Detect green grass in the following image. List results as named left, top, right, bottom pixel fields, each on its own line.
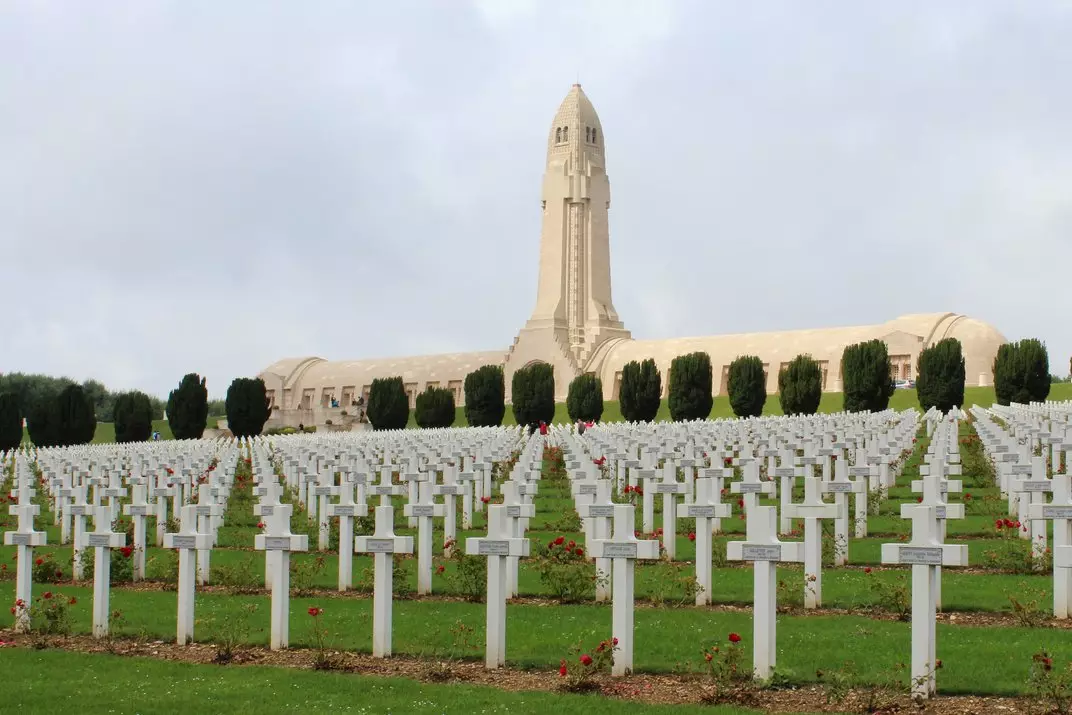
left=2, top=649, right=756, bottom=715
left=2, top=425, right=1070, bottom=701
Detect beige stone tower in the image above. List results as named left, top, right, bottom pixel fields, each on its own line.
left=504, top=84, right=631, bottom=400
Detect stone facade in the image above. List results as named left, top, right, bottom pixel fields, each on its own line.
left=260, top=84, right=1007, bottom=429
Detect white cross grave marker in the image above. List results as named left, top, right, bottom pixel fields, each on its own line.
left=4, top=493, right=47, bottom=632
left=253, top=503, right=309, bottom=649
left=164, top=504, right=213, bottom=645
left=88, top=505, right=127, bottom=638
left=881, top=505, right=968, bottom=700
left=727, top=505, right=803, bottom=680
left=784, top=477, right=838, bottom=608
left=678, top=477, right=731, bottom=605
left=589, top=504, right=660, bottom=676
left=355, top=504, right=413, bottom=657
left=465, top=504, right=531, bottom=669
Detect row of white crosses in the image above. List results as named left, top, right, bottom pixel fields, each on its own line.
left=974, top=403, right=1072, bottom=617
left=562, top=411, right=919, bottom=608
left=3, top=450, right=133, bottom=637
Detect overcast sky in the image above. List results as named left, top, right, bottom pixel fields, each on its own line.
left=2, top=0, right=1069, bottom=400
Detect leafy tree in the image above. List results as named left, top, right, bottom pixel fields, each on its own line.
left=777, top=354, right=821, bottom=416
left=668, top=352, right=714, bottom=421
left=619, top=358, right=661, bottom=423
left=415, top=386, right=456, bottom=428
left=366, top=376, right=409, bottom=431
left=113, top=390, right=155, bottom=443
left=167, top=373, right=209, bottom=440
left=464, top=365, right=506, bottom=427
left=916, top=338, right=966, bottom=413
left=567, top=374, right=604, bottom=422
left=728, top=355, right=767, bottom=418
left=994, top=338, right=1050, bottom=406
left=841, top=340, right=895, bottom=413
left=511, top=363, right=555, bottom=430
left=224, top=377, right=271, bottom=437
left=0, top=392, right=22, bottom=451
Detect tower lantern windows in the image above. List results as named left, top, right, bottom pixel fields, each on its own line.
left=555, top=127, right=562, bottom=143
left=562, top=126, right=568, bottom=142
left=592, top=128, right=597, bottom=143
left=585, top=127, right=591, bottom=142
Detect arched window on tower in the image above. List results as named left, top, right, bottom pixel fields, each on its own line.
left=555, top=127, right=561, bottom=143
left=585, top=127, right=591, bottom=142
left=592, top=128, right=597, bottom=143
left=563, top=126, right=568, bottom=142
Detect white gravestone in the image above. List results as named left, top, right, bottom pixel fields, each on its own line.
left=88, top=505, right=127, bottom=638
left=655, top=462, right=687, bottom=560
left=403, top=479, right=445, bottom=595
left=465, top=504, right=531, bottom=669
left=1036, top=474, right=1072, bottom=618
left=727, top=505, right=803, bottom=680
left=678, top=477, right=731, bottom=605
left=784, top=477, right=838, bottom=608
left=164, top=504, right=213, bottom=645
left=122, top=483, right=152, bottom=581
left=193, top=484, right=222, bottom=586
left=589, top=504, right=660, bottom=676
left=4, top=497, right=47, bottom=633
left=822, top=457, right=866, bottom=562
left=69, top=484, right=91, bottom=581
left=253, top=503, right=309, bottom=649
left=326, top=476, right=368, bottom=592
left=314, top=462, right=340, bottom=551
left=355, top=504, right=414, bottom=657
left=579, top=480, right=616, bottom=602
left=881, top=505, right=968, bottom=700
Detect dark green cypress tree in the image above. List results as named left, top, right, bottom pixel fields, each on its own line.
left=56, top=384, right=96, bottom=445
left=511, top=363, right=555, bottom=429
left=367, top=376, right=409, bottom=431
left=668, top=352, right=714, bottom=421
left=777, top=354, right=821, bottom=416
left=166, top=373, right=208, bottom=440
left=0, top=392, right=23, bottom=451
left=113, top=390, right=155, bottom=443
left=994, top=339, right=1050, bottom=405
left=916, top=338, right=966, bottom=413
left=728, top=355, right=767, bottom=418
left=26, top=399, right=61, bottom=448
left=841, top=340, right=895, bottom=413
left=464, top=365, right=506, bottom=427
left=619, top=358, right=661, bottom=423
left=566, top=373, right=604, bottom=422
left=415, top=386, right=456, bottom=428
left=225, top=378, right=271, bottom=437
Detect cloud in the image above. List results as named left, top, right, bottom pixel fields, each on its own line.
left=1, top=0, right=1069, bottom=400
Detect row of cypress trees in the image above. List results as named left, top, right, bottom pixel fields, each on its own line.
left=0, top=337, right=1051, bottom=445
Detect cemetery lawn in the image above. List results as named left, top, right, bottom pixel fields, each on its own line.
left=2, top=649, right=759, bottom=715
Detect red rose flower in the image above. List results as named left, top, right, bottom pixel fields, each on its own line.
left=554, top=536, right=565, bottom=546
left=864, top=567, right=872, bottom=574
left=559, top=661, right=568, bottom=677
left=575, top=548, right=584, bottom=556
left=728, top=632, right=741, bottom=643
left=580, top=654, right=593, bottom=666
left=688, top=532, right=696, bottom=542
left=308, top=607, right=322, bottom=617
left=42, top=591, right=52, bottom=600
